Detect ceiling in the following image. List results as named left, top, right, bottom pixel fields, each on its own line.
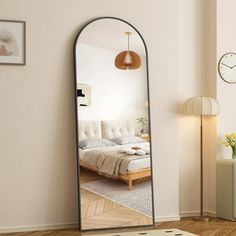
left=78, top=18, right=146, bottom=56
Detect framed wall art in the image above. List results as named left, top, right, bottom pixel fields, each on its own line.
left=0, top=20, right=26, bottom=65
left=77, top=84, right=91, bottom=106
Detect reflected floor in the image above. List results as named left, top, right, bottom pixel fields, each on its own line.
left=80, top=168, right=153, bottom=229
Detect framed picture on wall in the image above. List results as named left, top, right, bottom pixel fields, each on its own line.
left=77, top=84, right=91, bottom=106
left=0, top=20, right=26, bottom=65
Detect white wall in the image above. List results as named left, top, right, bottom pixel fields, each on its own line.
left=178, top=0, right=206, bottom=215
left=76, top=43, right=148, bottom=130
left=217, top=0, right=236, bottom=159
left=204, top=0, right=217, bottom=215
left=0, top=0, right=179, bottom=232
left=178, top=0, right=217, bottom=216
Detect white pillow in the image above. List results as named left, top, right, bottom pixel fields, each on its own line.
left=79, top=138, right=117, bottom=149
left=120, top=148, right=148, bottom=155
left=143, top=148, right=150, bottom=154
left=126, top=149, right=136, bottom=155
left=136, top=150, right=146, bottom=156
left=111, top=136, right=146, bottom=145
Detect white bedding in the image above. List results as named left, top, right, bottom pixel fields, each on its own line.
left=79, top=142, right=150, bottom=172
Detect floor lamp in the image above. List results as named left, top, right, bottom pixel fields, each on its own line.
left=184, top=96, right=219, bottom=221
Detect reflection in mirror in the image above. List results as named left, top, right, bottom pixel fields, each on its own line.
left=74, top=18, right=154, bottom=231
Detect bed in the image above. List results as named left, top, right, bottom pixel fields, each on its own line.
left=78, top=120, right=151, bottom=189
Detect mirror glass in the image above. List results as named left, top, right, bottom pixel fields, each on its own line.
left=74, top=18, right=154, bottom=231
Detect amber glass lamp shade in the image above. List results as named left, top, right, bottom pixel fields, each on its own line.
left=115, top=50, right=141, bottom=70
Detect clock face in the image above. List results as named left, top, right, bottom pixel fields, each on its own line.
left=218, top=52, right=236, bottom=83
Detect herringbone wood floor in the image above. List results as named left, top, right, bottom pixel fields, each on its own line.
left=80, top=168, right=152, bottom=229
left=2, top=218, right=236, bottom=236
left=81, top=188, right=152, bottom=229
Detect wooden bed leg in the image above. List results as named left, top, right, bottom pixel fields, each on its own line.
left=128, top=179, right=132, bottom=190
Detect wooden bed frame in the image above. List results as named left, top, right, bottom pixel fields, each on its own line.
left=78, top=120, right=151, bottom=190
left=80, top=161, right=151, bottom=190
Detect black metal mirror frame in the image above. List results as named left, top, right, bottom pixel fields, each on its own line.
left=73, top=16, right=155, bottom=232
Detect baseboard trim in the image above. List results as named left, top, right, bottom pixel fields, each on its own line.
left=206, top=211, right=217, bottom=217
left=2, top=212, right=216, bottom=233
left=180, top=211, right=216, bottom=218
left=0, top=223, right=78, bottom=234
left=155, top=215, right=180, bottom=222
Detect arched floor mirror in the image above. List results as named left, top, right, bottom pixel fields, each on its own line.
left=74, top=17, right=155, bottom=231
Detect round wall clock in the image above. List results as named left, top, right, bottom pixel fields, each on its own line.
left=218, top=52, right=236, bottom=83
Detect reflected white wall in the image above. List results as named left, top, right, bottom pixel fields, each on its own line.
left=77, top=43, right=148, bottom=133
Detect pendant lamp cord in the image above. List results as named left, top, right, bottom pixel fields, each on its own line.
left=127, top=33, right=130, bottom=52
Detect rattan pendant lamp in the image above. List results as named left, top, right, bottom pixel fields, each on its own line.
left=115, top=32, right=141, bottom=70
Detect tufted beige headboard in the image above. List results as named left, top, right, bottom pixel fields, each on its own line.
left=79, top=120, right=135, bottom=140
left=79, top=120, right=102, bottom=140
left=101, top=120, right=135, bottom=139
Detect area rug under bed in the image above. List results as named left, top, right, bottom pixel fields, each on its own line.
left=81, top=179, right=153, bottom=217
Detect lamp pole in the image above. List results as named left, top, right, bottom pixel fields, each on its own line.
left=193, top=114, right=209, bottom=221
left=200, top=114, right=203, bottom=216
